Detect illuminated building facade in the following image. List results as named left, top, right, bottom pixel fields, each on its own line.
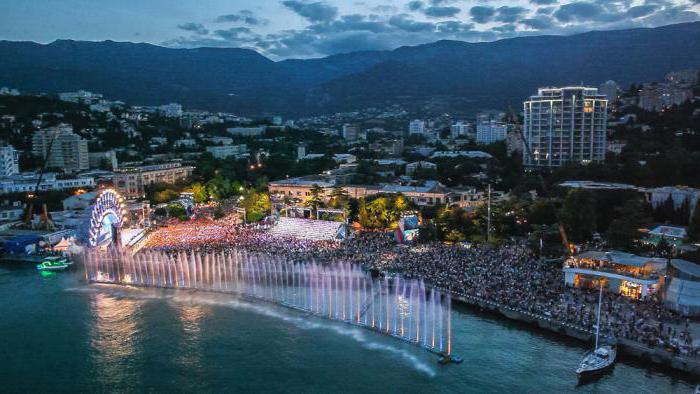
left=563, top=251, right=667, bottom=299
left=523, top=87, right=608, bottom=167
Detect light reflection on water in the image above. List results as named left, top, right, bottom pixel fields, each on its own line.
left=175, top=303, right=205, bottom=372
left=89, top=292, right=142, bottom=387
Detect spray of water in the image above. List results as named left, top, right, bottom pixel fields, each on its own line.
left=82, top=248, right=452, bottom=356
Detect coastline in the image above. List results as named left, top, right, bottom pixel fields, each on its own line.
left=445, top=290, right=700, bottom=376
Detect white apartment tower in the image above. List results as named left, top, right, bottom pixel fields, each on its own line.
left=0, top=146, right=20, bottom=176
left=32, top=125, right=89, bottom=173
left=523, top=87, right=608, bottom=167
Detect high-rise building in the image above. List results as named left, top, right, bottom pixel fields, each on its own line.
left=0, top=146, right=20, bottom=177
left=342, top=124, right=360, bottom=141
left=408, top=120, right=425, bottom=134
left=523, top=87, right=608, bottom=167
left=32, top=124, right=89, bottom=173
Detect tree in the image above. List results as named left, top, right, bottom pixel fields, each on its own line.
left=327, top=185, right=349, bottom=209
left=606, top=198, right=651, bottom=250
left=241, top=191, right=271, bottom=222
left=189, top=183, right=209, bottom=203
left=305, top=184, right=325, bottom=216
left=559, top=189, right=597, bottom=243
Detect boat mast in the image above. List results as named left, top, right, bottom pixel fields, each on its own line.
left=595, top=281, right=603, bottom=349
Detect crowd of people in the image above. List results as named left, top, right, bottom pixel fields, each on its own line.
left=140, top=214, right=697, bottom=358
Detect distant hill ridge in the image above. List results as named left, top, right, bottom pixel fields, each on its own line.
left=1, top=22, right=699, bottom=116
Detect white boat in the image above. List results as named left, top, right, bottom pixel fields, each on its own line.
left=577, top=283, right=616, bottom=378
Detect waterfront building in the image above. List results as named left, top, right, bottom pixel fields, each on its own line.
left=563, top=251, right=667, bottom=299
left=408, top=120, right=426, bottom=134
left=32, top=125, right=89, bottom=173
left=0, top=145, right=20, bottom=176
left=523, top=87, right=608, bottom=167
left=664, top=259, right=700, bottom=316
left=113, top=163, right=194, bottom=198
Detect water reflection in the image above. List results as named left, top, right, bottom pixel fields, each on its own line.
left=89, top=293, right=141, bottom=388
left=175, top=302, right=205, bottom=374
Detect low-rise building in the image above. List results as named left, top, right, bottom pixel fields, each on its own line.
left=430, top=151, right=493, bottom=159
left=226, top=126, right=265, bottom=137
left=174, top=139, right=197, bottom=148
left=0, top=172, right=95, bottom=194
left=113, top=163, right=194, bottom=198
left=205, top=144, right=249, bottom=159
left=564, top=251, right=667, bottom=299
left=476, top=120, right=508, bottom=145
left=664, top=259, right=700, bottom=316
left=405, top=161, right=437, bottom=175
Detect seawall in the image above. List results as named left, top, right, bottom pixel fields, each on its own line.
left=446, top=291, right=700, bottom=376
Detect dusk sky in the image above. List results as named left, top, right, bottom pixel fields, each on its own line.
left=1, top=0, right=699, bottom=59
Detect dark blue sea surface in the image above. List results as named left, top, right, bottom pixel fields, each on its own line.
left=0, top=264, right=695, bottom=393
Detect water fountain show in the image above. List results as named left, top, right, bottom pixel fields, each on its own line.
left=82, top=248, right=453, bottom=356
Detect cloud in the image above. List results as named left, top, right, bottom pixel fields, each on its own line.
left=176, top=22, right=208, bottom=35
left=282, top=1, right=338, bottom=22
left=388, top=14, right=435, bottom=32
left=406, top=1, right=424, bottom=11
left=423, top=6, right=461, bottom=18
left=214, top=10, right=267, bottom=26
left=626, top=5, right=657, bottom=19
left=163, top=0, right=700, bottom=59
left=553, top=2, right=605, bottom=22
left=520, top=15, right=555, bottom=30
left=496, top=6, right=527, bottom=23
left=470, top=6, right=496, bottom=23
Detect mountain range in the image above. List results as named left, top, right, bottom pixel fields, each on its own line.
left=1, top=22, right=699, bottom=117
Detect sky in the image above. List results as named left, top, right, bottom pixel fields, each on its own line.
left=1, top=0, right=698, bottom=59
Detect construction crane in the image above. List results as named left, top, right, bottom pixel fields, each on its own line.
left=23, top=128, right=58, bottom=230
left=506, top=104, right=573, bottom=255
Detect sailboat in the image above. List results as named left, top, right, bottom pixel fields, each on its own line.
left=576, top=282, right=616, bottom=378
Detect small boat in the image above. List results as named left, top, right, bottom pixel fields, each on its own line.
left=36, top=256, right=71, bottom=271
left=577, top=283, right=616, bottom=379
left=42, top=256, right=73, bottom=266
left=576, top=345, right=616, bottom=377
